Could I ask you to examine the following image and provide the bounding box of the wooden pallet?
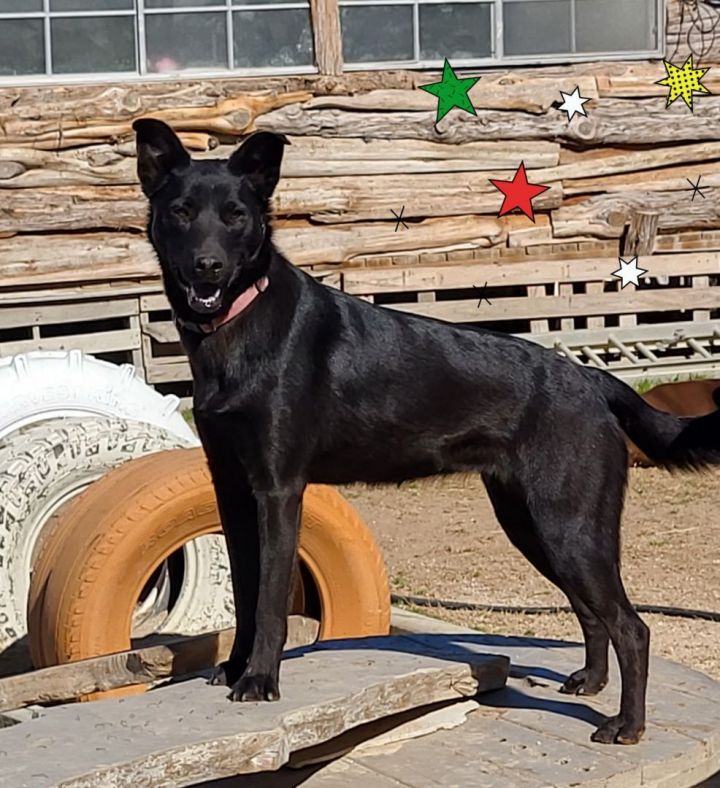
[0,295,142,367]
[2,251,719,387]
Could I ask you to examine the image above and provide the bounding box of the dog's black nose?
[194,256,224,274]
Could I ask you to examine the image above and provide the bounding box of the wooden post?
[622,210,658,257]
[309,0,343,76]
[620,210,658,328]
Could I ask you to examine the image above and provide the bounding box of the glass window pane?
[50,0,133,10]
[233,9,313,68]
[145,12,227,72]
[420,3,491,60]
[341,5,413,63]
[503,0,571,55]
[576,0,656,52]
[0,1,42,10]
[51,16,136,73]
[146,0,220,7]
[0,19,44,75]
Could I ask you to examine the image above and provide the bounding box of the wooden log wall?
[1,5,720,388]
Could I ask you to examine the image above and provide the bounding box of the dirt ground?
[338,466,720,682]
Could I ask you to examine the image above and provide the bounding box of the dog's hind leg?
[482,473,610,696]
[484,442,649,745]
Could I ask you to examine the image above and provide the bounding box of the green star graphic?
[420,59,479,123]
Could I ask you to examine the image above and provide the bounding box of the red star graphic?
[490,162,550,222]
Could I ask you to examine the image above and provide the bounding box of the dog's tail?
[586,368,720,470]
[713,385,720,409]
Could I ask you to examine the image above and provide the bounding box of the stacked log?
[0,46,719,384]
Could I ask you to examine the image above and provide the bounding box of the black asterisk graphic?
[473,282,492,308]
[687,175,707,201]
[391,206,409,231]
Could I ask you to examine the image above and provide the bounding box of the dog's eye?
[224,206,247,226]
[171,204,192,222]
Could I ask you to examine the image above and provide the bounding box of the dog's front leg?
[228,482,304,702]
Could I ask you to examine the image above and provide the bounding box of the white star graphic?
[558,87,590,121]
[611,257,648,289]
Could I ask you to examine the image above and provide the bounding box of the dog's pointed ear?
[133,118,190,197]
[227,132,290,201]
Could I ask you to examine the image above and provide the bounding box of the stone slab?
[230,609,720,788]
[0,635,508,787]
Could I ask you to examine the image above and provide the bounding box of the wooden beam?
[384,286,720,324]
[0,616,319,713]
[309,0,343,76]
[342,252,720,295]
[552,189,720,239]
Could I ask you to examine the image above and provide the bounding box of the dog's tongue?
[188,285,222,313]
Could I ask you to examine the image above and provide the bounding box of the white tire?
[0,418,232,674]
[0,350,195,443]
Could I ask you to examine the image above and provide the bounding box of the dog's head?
[133,118,289,317]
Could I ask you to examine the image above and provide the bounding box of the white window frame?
[339,0,664,71]
[0,0,664,86]
[0,0,317,85]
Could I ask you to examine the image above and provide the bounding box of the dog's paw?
[591,714,644,745]
[228,672,280,703]
[208,658,246,688]
[559,667,608,696]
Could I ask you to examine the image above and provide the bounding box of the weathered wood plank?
[384,287,720,324]
[145,361,193,384]
[273,215,507,265]
[596,62,720,98]
[0,139,560,188]
[0,91,310,147]
[623,211,659,256]
[141,293,174,312]
[255,98,720,145]
[309,0,342,76]
[693,276,711,322]
[304,75,598,114]
[0,233,160,287]
[0,616,319,713]
[520,319,720,350]
[0,73,420,145]
[141,319,179,345]
[563,162,720,196]
[552,189,720,238]
[342,253,720,295]
[0,328,140,357]
[0,216,506,287]
[0,638,508,786]
[0,280,159,306]
[0,185,147,233]
[0,173,561,232]
[0,298,138,329]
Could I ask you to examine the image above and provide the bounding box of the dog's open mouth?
[187,284,223,314]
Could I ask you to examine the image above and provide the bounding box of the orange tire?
[27,447,390,692]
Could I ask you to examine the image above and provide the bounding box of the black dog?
[133,118,720,745]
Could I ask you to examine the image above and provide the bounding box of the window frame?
[340,0,664,71]
[0,0,665,86]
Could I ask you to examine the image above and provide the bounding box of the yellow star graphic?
[656,55,711,111]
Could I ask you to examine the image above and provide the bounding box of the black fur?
[133,119,720,745]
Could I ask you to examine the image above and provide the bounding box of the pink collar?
[178,276,269,335]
